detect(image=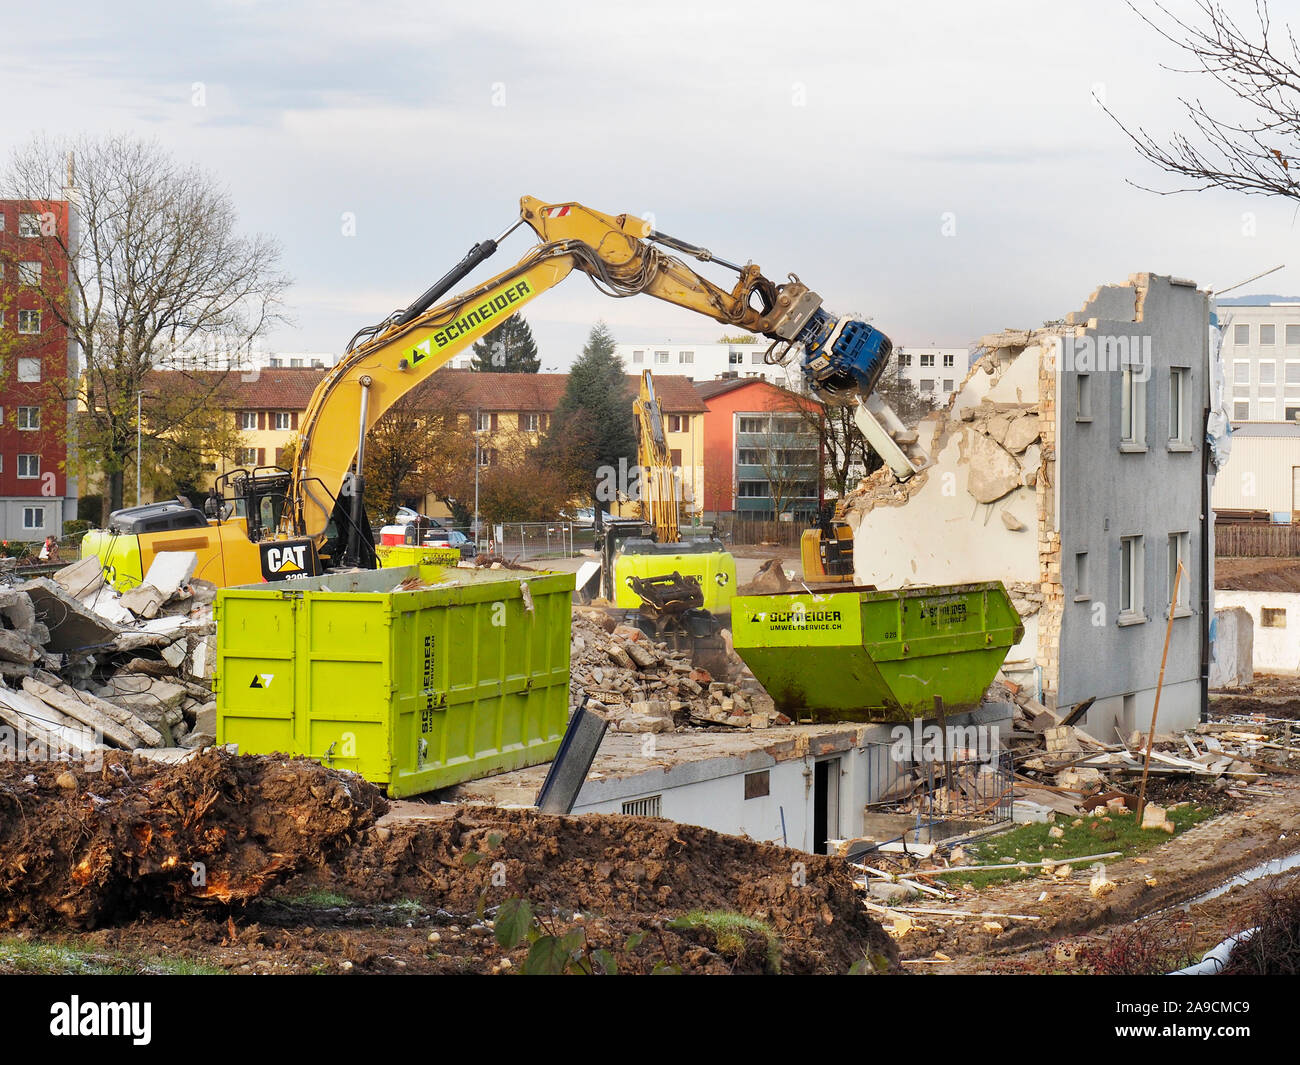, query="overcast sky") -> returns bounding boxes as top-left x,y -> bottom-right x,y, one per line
3,0 -> 1295,367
